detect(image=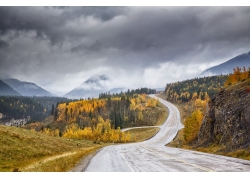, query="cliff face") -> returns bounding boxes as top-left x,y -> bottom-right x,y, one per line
196,80 -> 250,150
